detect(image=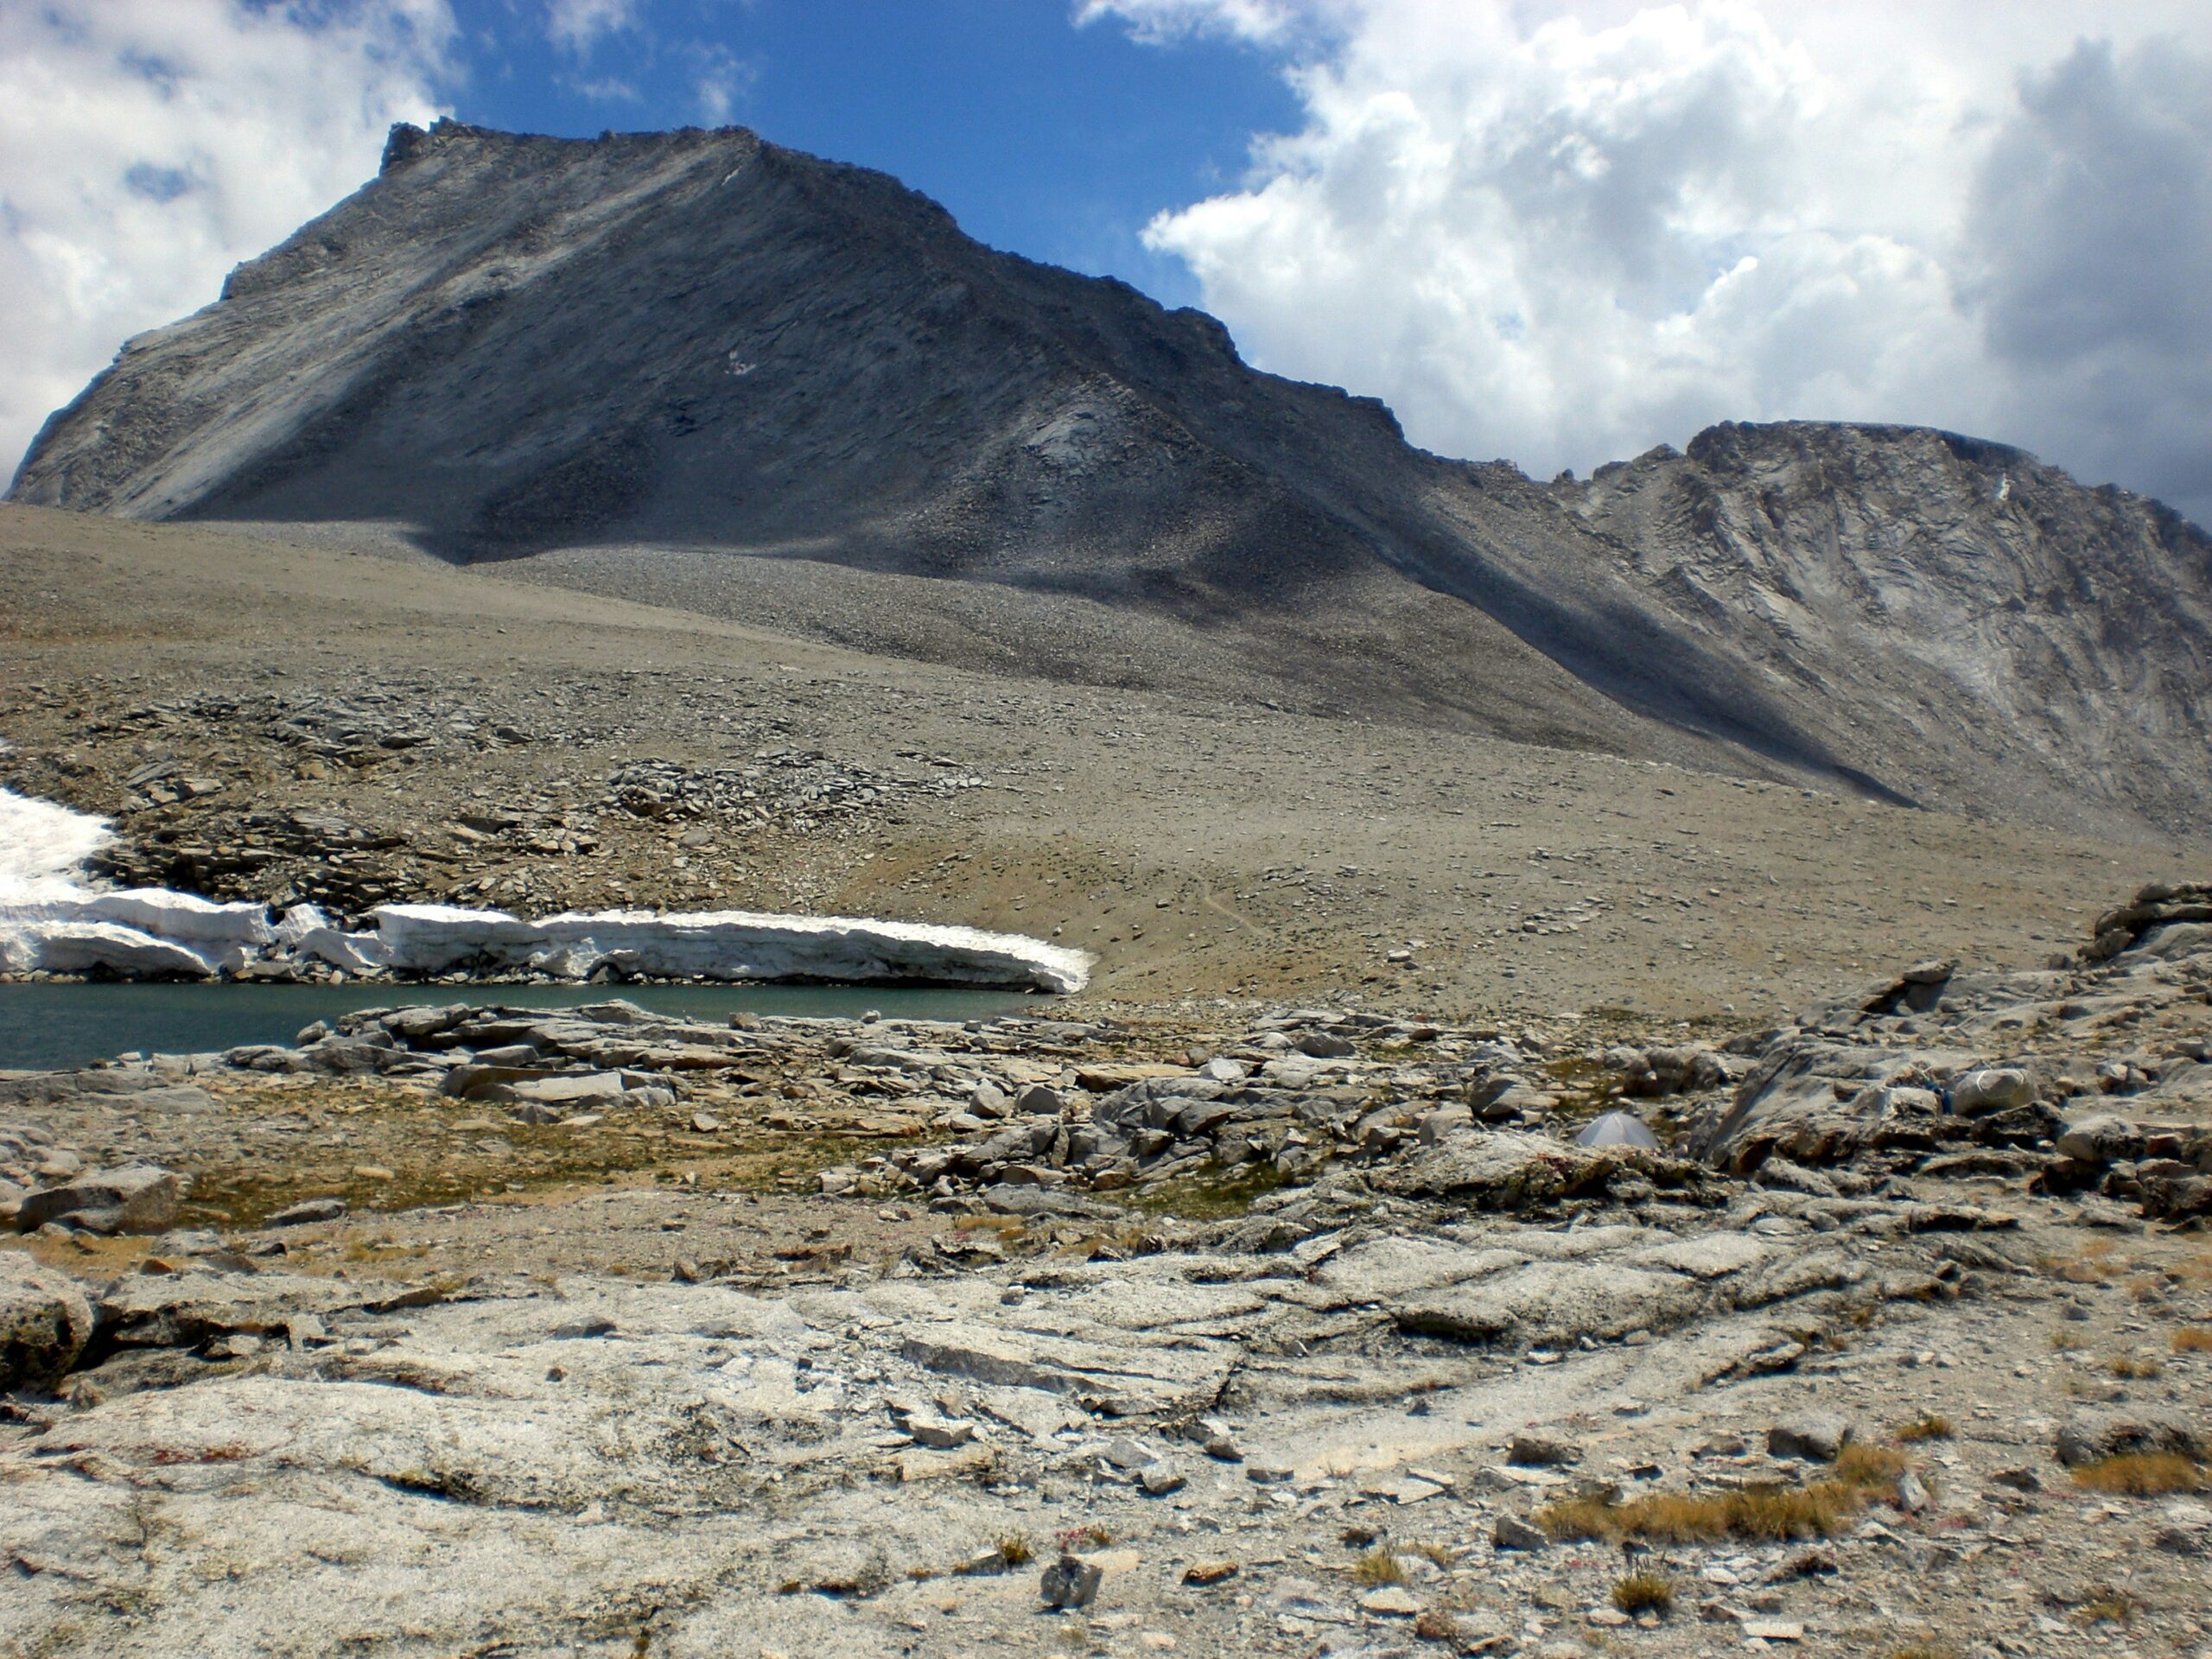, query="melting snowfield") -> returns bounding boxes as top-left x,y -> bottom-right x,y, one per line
0,788 -> 112,905
0,790 -> 1088,992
